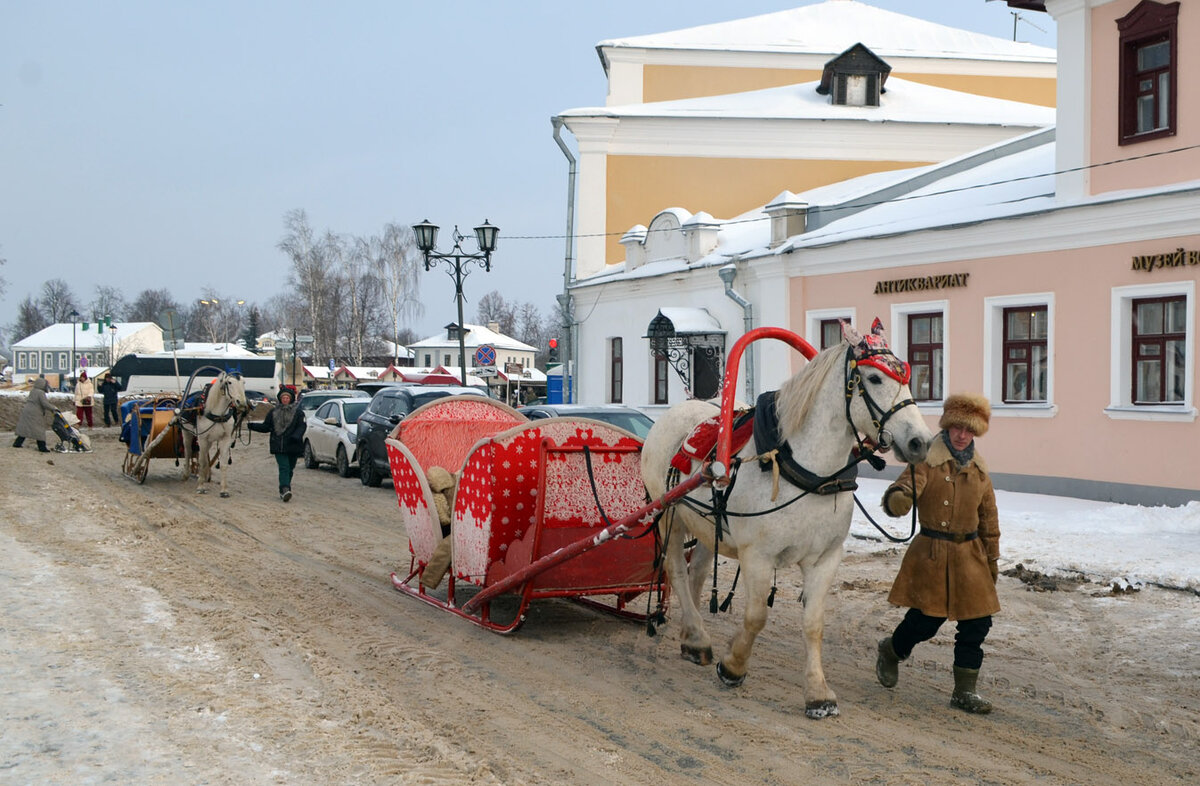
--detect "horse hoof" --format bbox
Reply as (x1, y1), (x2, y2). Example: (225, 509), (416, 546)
(804, 700), (839, 719)
(680, 644), (713, 666)
(716, 661), (746, 688)
(219, 491), (230, 498)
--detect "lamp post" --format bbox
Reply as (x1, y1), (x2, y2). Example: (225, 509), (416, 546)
(109, 322), (118, 365)
(69, 309), (80, 386)
(412, 219), (499, 387)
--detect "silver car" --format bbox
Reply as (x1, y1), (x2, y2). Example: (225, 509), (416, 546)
(303, 398), (371, 477)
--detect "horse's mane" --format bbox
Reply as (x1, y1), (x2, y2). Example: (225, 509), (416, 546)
(774, 342), (847, 437)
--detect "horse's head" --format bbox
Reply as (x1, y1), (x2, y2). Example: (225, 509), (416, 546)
(217, 372), (249, 414)
(841, 319), (932, 464)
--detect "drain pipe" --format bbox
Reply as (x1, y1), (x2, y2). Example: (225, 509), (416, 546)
(719, 262), (755, 402)
(552, 117), (576, 402)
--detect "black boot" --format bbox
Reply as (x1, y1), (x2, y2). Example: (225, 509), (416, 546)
(951, 666), (993, 714)
(876, 637), (903, 688)
(281, 486), (292, 502)
(36, 441), (50, 453)
(12, 437), (24, 448)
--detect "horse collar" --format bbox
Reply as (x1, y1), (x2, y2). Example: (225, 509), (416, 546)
(753, 391), (859, 496)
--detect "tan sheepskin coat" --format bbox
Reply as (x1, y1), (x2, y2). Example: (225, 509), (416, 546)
(883, 434), (1000, 620)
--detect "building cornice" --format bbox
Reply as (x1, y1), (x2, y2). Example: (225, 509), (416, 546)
(559, 114), (1047, 162)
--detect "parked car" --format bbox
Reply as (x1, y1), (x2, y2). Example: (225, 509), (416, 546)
(303, 397), (371, 478)
(356, 385), (488, 486)
(354, 381), (413, 398)
(244, 390), (272, 407)
(516, 404), (655, 440)
(298, 388), (368, 413)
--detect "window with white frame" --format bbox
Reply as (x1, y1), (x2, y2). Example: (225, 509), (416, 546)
(42, 352), (52, 369)
(983, 293), (1055, 410)
(806, 308), (856, 351)
(1109, 281), (1194, 418)
(58, 352), (68, 369)
(889, 300), (948, 407)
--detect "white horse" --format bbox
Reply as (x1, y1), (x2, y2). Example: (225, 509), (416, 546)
(179, 371), (249, 498)
(641, 320), (932, 718)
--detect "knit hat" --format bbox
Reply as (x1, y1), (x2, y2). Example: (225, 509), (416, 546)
(939, 393), (990, 437)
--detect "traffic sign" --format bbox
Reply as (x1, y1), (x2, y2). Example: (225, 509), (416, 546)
(328, 358), (336, 371)
(474, 345), (496, 366)
(276, 340), (294, 349)
(474, 367), (498, 378)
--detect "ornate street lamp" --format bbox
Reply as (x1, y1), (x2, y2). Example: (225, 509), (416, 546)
(412, 219), (499, 386)
(109, 322), (118, 365)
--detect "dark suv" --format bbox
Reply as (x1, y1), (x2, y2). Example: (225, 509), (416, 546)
(356, 385), (487, 486)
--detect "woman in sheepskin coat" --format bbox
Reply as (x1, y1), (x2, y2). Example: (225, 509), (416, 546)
(13, 377), (56, 452)
(874, 392), (1000, 714)
(74, 370), (95, 427)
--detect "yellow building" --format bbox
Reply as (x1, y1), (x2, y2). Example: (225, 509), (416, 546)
(556, 0), (1057, 279)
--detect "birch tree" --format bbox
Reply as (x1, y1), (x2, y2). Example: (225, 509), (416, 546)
(371, 223), (424, 363)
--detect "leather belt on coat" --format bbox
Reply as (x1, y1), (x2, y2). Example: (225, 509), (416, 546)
(919, 527), (979, 544)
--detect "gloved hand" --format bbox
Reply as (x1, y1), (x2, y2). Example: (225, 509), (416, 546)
(989, 560), (999, 584)
(882, 487), (912, 517)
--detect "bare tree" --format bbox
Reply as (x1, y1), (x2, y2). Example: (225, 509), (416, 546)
(343, 240), (387, 365)
(0, 244), (8, 300)
(278, 209), (336, 355)
(39, 279), (79, 323)
(474, 291), (516, 335)
(11, 295), (47, 340)
(369, 224), (424, 363)
(89, 286), (128, 322)
(128, 288), (181, 324)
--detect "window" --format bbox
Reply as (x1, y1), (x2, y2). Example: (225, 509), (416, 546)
(820, 319), (846, 350)
(652, 352), (668, 405)
(984, 293), (1054, 411)
(610, 338), (623, 403)
(42, 352), (52, 369)
(424, 353), (431, 366)
(907, 312), (944, 402)
(1132, 295), (1186, 404)
(1118, 0), (1179, 144)
(58, 352), (68, 369)
(806, 308), (855, 352)
(1002, 306), (1048, 403)
(1109, 281), (1193, 419)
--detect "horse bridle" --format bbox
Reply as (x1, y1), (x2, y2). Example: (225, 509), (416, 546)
(843, 346), (917, 456)
(203, 374), (248, 425)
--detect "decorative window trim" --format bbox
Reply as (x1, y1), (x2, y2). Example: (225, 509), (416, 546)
(652, 351), (669, 405)
(1117, 0), (1180, 145)
(805, 307), (856, 351)
(982, 293), (1055, 414)
(889, 299), (949, 405)
(1107, 279), (1195, 421)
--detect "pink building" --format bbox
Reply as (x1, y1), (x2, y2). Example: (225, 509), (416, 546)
(572, 0), (1198, 504)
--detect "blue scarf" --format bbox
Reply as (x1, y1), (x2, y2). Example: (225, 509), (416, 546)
(941, 430), (974, 469)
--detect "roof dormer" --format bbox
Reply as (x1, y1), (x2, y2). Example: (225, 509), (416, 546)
(816, 43), (891, 107)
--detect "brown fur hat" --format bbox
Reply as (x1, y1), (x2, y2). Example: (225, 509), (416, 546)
(939, 393), (990, 437)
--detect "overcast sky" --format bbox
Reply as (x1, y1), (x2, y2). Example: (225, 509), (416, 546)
(0, 1), (1056, 341)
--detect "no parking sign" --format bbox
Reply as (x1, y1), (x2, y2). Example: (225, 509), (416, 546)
(474, 345), (496, 366)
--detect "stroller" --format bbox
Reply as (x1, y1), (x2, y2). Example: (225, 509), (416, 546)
(52, 410), (93, 453)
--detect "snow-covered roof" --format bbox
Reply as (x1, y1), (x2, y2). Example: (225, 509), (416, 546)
(12, 321), (160, 348)
(409, 323), (537, 353)
(561, 76), (1055, 128)
(171, 342), (260, 357)
(576, 122), (1200, 286)
(652, 307), (725, 335)
(598, 0), (1055, 64)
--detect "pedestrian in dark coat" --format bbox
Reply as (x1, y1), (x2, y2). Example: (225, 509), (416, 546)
(13, 377), (56, 452)
(98, 372), (124, 427)
(875, 392), (1000, 714)
(248, 386), (306, 502)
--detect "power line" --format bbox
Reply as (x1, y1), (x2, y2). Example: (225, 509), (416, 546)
(501, 140), (1200, 242)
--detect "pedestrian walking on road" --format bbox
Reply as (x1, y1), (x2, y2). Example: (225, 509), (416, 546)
(874, 392), (1001, 714)
(248, 385), (306, 502)
(74, 370), (95, 428)
(98, 372), (124, 427)
(13, 377), (56, 452)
